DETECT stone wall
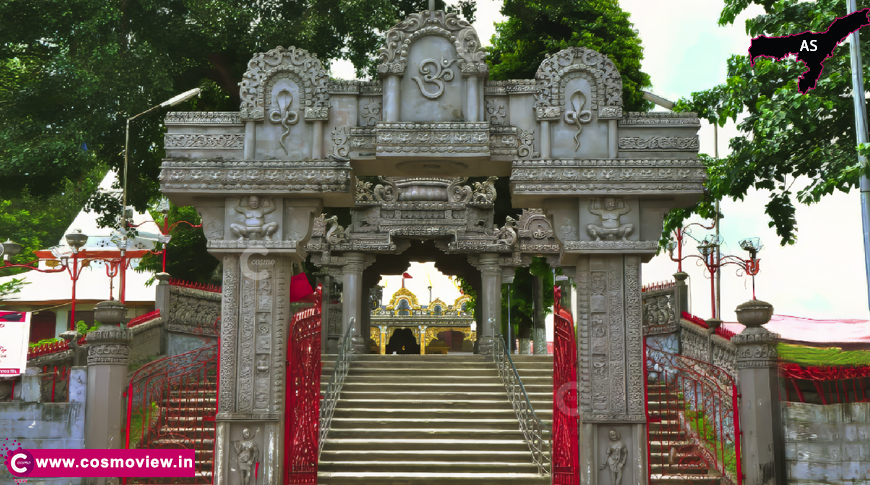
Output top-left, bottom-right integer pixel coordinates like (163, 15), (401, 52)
(783, 402), (870, 484)
(0, 367), (86, 484)
(129, 317), (164, 366)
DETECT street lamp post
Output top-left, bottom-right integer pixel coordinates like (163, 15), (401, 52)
(120, 88), (201, 298)
(1, 231), (90, 330)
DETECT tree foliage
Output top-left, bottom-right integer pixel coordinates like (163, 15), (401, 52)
(673, 0), (870, 245)
(136, 204), (219, 284)
(0, 0), (475, 219)
(502, 257), (555, 340)
(486, 0), (653, 112)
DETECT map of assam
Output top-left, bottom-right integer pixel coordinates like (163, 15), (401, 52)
(748, 8), (870, 93)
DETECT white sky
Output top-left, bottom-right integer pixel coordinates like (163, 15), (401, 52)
(335, 1), (870, 322)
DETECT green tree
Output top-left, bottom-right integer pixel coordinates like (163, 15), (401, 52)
(0, 278), (27, 306)
(501, 257), (555, 347)
(135, 204), (219, 284)
(486, 0), (653, 112)
(672, 0), (870, 245)
(0, 0), (475, 218)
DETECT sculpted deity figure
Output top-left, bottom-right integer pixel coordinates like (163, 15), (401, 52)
(599, 429), (628, 485)
(233, 428), (260, 485)
(586, 197), (633, 241)
(231, 196), (278, 241)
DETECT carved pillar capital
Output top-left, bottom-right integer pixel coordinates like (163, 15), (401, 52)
(732, 300), (778, 369)
(85, 325), (132, 365)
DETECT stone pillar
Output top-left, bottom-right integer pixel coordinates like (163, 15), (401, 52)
(383, 75), (401, 122)
(319, 273), (331, 355)
(532, 275), (547, 354)
(379, 325), (387, 355)
(672, 271), (689, 315)
(575, 255), (648, 485)
(477, 253), (501, 355)
(84, 300), (132, 453)
(154, 272), (171, 355)
(20, 367), (41, 402)
(342, 252), (368, 354)
(418, 325), (427, 354)
(732, 300), (786, 485)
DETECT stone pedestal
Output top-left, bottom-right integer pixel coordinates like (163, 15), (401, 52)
(733, 300), (786, 485)
(84, 312), (131, 451)
(154, 272), (171, 354)
(533, 275), (547, 354)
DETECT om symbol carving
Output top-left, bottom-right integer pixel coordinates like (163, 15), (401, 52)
(269, 89), (299, 154)
(413, 58), (457, 99)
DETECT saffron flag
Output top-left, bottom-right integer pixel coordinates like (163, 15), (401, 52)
(402, 272), (413, 279)
(289, 273), (314, 302)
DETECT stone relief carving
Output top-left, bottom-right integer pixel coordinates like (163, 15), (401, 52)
(535, 47), (622, 120)
(484, 79), (538, 94)
(618, 111), (699, 125)
(239, 45), (330, 121)
(625, 256), (644, 416)
(559, 217), (577, 240)
(233, 428), (259, 485)
(486, 99), (506, 125)
(160, 160), (352, 193)
(374, 178), (398, 202)
(564, 90), (593, 151)
(377, 10), (487, 75)
(164, 134), (245, 149)
(471, 176), (497, 204)
(356, 179), (375, 203)
(219, 256), (238, 413)
(495, 216), (518, 247)
(231, 196), (278, 241)
(619, 136), (699, 150)
(413, 58), (457, 99)
(517, 129), (538, 159)
(587, 198), (633, 241)
(375, 122), (489, 154)
(324, 216), (350, 246)
(599, 429), (628, 485)
(164, 111), (242, 125)
(167, 286), (221, 335)
(361, 100), (382, 126)
(331, 126), (350, 157)
(269, 89), (299, 153)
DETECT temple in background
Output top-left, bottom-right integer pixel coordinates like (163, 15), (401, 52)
(370, 287), (474, 354)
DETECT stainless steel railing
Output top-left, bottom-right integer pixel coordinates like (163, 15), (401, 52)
(318, 317), (355, 458)
(491, 324), (552, 476)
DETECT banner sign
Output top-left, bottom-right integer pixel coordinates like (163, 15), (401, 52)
(0, 310), (30, 375)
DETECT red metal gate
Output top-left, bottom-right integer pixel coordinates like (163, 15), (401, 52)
(645, 340), (742, 485)
(283, 285), (322, 485)
(553, 286), (578, 485)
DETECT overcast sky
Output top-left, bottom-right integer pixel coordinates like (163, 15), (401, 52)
(333, 1), (870, 322)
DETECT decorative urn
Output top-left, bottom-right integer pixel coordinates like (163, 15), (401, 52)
(94, 300), (127, 326)
(734, 299), (774, 328)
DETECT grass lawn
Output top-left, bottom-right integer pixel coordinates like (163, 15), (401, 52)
(777, 343), (870, 367)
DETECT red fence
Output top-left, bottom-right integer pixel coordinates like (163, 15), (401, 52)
(645, 340), (742, 485)
(782, 363), (870, 404)
(284, 286), (322, 485)
(123, 344), (218, 484)
(169, 278), (222, 293)
(127, 310), (161, 328)
(552, 286), (578, 485)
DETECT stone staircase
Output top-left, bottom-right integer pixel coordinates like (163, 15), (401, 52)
(318, 354), (551, 484)
(647, 383), (723, 485)
(130, 380), (217, 484)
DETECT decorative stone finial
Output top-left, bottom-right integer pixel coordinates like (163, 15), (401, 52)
(94, 300), (127, 326)
(705, 318), (722, 330)
(732, 299), (778, 369)
(673, 272), (688, 282)
(155, 272), (171, 285)
(735, 299), (773, 328)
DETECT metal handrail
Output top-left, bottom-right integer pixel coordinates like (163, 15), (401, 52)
(491, 324), (552, 476)
(318, 317), (355, 458)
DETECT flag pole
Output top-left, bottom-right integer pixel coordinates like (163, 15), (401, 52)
(847, 0), (870, 312)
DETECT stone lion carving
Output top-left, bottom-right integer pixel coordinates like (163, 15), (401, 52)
(471, 176), (497, 204)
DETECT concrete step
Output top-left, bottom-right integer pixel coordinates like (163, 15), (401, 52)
(352, 354), (490, 361)
(319, 460), (540, 474)
(317, 472), (550, 484)
(338, 382), (552, 392)
(348, 367), (500, 377)
(321, 438), (531, 452)
(320, 449), (537, 463)
(325, 428), (528, 441)
(338, 390), (550, 401)
(650, 474), (722, 485)
(333, 407), (552, 420)
(335, 399), (514, 410)
(330, 417), (524, 431)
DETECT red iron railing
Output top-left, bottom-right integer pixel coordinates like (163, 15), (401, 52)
(552, 286), (578, 485)
(41, 365), (71, 402)
(284, 286), (322, 485)
(781, 363), (870, 404)
(124, 344), (218, 484)
(169, 278), (222, 293)
(714, 326), (736, 340)
(642, 280), (676, 292)
(681, 311), (709, 328)
(645, 340), (742, 485)
(127, 310), (161, 328)
(27, 336), (87, 360)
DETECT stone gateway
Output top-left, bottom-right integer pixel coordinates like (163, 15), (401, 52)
(159, 7), (704, 484)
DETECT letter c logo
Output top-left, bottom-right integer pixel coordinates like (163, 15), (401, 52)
(10, 453), (27, 473)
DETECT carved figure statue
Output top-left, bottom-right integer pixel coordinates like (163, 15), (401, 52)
(586, 197), (633, 241)
(231, 196), (278, 241)
(233, 428), (260, 485)
(496, 216), (518, 247)
(356, 179), (375, 203)
(599, 429), (628, 485)
(656, 296), (673, 326)
(472, 176), (498, 204)
(324, 215), (350, 246)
